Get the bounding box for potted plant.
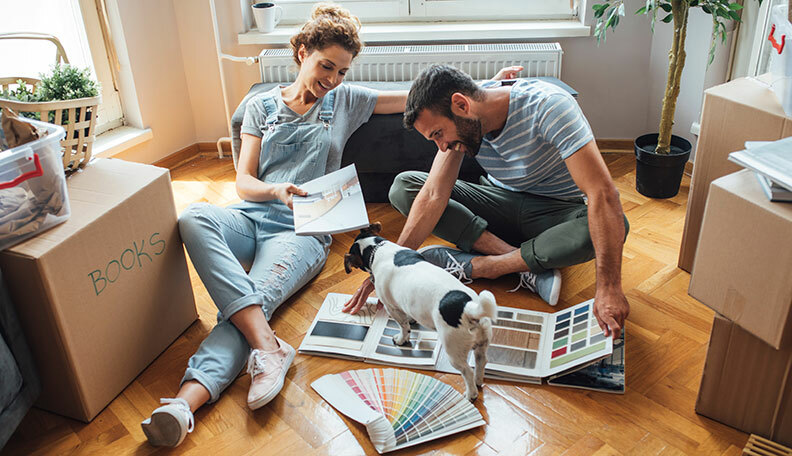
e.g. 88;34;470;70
592;0;762;198
0;63;101;170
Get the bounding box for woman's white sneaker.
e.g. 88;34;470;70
141;397;195;447
246;336;296;410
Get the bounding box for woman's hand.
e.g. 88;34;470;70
493;65;524;81
272;183;307;209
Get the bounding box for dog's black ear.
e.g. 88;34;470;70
344;253;363;273
360;222;382;236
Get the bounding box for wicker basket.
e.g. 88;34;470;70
0;80;101;171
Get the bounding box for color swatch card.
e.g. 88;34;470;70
548;330;625;393
481;300;613;382
301;294;616;388
311;368;485;453
299;293;441;367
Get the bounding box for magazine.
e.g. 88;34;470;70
728;137;792;193
299;293;615;385
292;164;369;236
548;330;625;393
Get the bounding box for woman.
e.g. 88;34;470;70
139;4;404;447
140;3;520;447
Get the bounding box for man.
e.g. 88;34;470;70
344;65;629;338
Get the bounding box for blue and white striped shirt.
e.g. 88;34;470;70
476;79;594;200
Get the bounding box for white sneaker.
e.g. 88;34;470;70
246;336;296;410
141;398;195;447
509;269;562;306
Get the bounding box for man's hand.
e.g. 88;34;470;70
343;277;375;314
493;65;524;81
272;182;307;209
593;288;629;339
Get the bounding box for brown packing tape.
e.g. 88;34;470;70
723;288;746;321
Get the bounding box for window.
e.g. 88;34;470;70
277;0;579;25
0;0;124;134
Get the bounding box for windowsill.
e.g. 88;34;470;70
93;126;153;157
238;20;590;45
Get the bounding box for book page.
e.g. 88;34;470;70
548;330;625;393
481;306;549;378
364;318;442;367
299;293;382;359
544;299;613;377
292;164;369;235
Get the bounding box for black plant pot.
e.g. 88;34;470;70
634;133;692;199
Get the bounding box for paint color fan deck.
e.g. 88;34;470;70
311;368;485;453
299;294;615;386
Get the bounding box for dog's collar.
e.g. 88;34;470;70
366;239;386;283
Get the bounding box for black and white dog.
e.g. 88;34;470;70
344;223;497;401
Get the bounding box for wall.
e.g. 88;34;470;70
111;0;726;163
107;0;197;164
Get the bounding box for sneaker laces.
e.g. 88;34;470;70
443;252;472;284
508;271;537;293
247;349;269;378
159;398;194;432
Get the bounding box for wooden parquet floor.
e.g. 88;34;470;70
4;154;746;456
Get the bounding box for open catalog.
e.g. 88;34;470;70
292;164;369;236
299;293;622;390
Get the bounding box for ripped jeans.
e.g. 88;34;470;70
177;202;330;402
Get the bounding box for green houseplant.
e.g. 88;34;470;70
593;0;762;198
0;63;101;170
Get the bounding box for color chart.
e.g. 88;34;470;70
482;299;613;381
311;368;485;453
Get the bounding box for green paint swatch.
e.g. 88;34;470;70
571;331;587;342
552;338;567;349
549;341;607;369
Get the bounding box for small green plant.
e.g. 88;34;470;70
38;63;99;101
592;0;763;155
0;64;100;123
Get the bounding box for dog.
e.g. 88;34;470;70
344;223;497;401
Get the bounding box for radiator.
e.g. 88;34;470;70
257;43;562;82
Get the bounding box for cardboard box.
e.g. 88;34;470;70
689;170;792;349
0;158;197;421
678;75;792;272
696;314;792;447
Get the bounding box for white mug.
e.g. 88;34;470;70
252;2;283;33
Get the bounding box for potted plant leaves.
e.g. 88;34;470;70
593;0;762;198
0;63;101;171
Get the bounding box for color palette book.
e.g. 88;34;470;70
311;368;485;453
478;300;613;383
299;293;441;368
547;330;625;393
300;294;616;387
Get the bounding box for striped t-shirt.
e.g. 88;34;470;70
476;79;594;200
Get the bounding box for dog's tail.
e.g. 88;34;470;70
464;290;498;322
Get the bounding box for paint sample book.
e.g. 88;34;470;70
300;294;615;385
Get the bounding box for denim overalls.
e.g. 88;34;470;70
176;89;336;402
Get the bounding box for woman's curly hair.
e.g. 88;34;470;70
290;3;363;66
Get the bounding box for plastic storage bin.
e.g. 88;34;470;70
768;4;792;117
0;118;68;251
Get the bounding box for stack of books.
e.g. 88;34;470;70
728;138;792;202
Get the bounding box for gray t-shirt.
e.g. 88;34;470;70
240;83;379;173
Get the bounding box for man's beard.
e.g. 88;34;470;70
451;114;483;158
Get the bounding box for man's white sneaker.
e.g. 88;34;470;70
141;397;194;447
246;336;296;410
509;269;562;306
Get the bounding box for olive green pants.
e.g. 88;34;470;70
388;171;629;274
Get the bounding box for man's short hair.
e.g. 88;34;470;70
403;65;483;130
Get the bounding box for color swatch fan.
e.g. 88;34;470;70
311;368;485;453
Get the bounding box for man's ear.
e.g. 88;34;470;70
450;92;471;116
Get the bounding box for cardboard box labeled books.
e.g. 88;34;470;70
696;314;792;447
689;170;792;349
679;75;792;272
0;158;197;421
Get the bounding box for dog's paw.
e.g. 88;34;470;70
392;334;409;346
466;390;478;402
